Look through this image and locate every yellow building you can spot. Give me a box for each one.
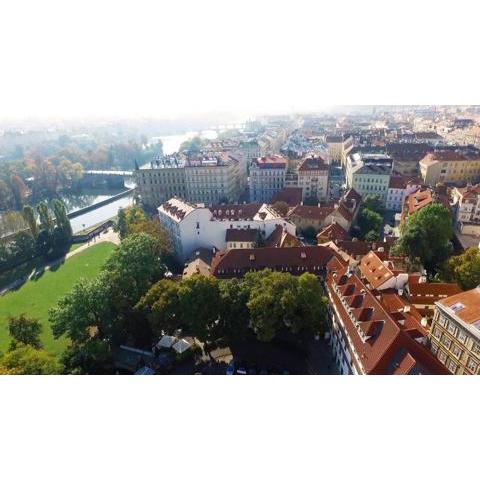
[419,148,480,186]
[429,287,480,375]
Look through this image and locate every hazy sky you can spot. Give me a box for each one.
[1,0,478,119]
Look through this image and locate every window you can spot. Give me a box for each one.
[433,327,442,339]
[467,358,478,373]
[452,345,462,359]
[473,343,480,356]
[431,342,439,355]
[438,350,447,364]
[442,336,452,350]
[457,330,467,344]
[439,315,447,327]
[447,323,457,335]
[448,359,457,374]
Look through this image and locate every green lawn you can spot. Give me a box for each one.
[0,242,116,358]
[68,242,87,253]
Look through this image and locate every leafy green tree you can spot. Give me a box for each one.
[217,279,250,344]
[396,203,453,276]
[364,229,380,241]
[9,231,36,264]
[116,208,128,240]
[362,194,385,215]
[126,217,172,256]
[51,199,72,240]
[358,208,383,239]
[245,270,329,341]
[36,201,54,233]
[0,178,15,210]
[0,344,61,374]
[178,275,220,342]
[302,225,317,241]
[8,314,43,350]
[246,270,297,341]
[289,273,328,334]
[50,273,114,344]
[22,205,39,239]
[441,247,480,290]
[36,228,53,257]
[61,339,112,375]
[9,174,29,208]
[180,136,203,153]
[136,279,182,336]
[103,233,166,310]
[50,232,166,357]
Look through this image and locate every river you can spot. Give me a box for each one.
[1,130,221,236]
[67,129,219,232]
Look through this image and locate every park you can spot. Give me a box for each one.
[0,242,116,357]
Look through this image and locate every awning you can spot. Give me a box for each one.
[172,339,192,354]
[157,335,177,349]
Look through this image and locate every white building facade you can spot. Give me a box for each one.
[158,198,296,260]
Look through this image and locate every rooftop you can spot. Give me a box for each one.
[316,223,350,242]
[159,198,197,221]
[211,245,341,278]
[271,187,303,207]
[209,203,262,221]
[359,251,395,289]
[225,228,258,243]
[298,155,328,172]
[288,205,335,222]
[326,261,448,374]
[264,225,302,248]
[252,155,287,169]
[437,287,480,327]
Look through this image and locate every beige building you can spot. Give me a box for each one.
[429,287,480,375]
[326,134,353,166]
[134,156,187,207]
[184,153,240,204]
[135,153,241,207]
[419,148,480,186]
[297,155,329,202]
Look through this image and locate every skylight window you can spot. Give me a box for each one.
[450,302,465,313]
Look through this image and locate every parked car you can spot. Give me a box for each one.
[236,362,247,375]
[226,361,235,375]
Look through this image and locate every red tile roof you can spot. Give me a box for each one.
[326,261,449,375]
[437,287,480,325]
[225,228,258,243]
[359,251,395,290]
[265,225,302,248]
[211,246,343,279]
[271,188,303,207]
[404,188,433,216]
[252,155,288,169]
[298,155,328,172]
[407,274,461,306]
[316,223,350,242]
[389,175,406,190]
[288,205,335,222]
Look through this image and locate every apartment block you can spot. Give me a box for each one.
[249,155,287,203]
[419,147,480,186]
[429,287,480,374]
[345,153,393,206]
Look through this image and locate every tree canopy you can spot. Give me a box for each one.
[441,247,480,290]
[396,203,453,276]
[8,314,43,350]
[0,344,61,375]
